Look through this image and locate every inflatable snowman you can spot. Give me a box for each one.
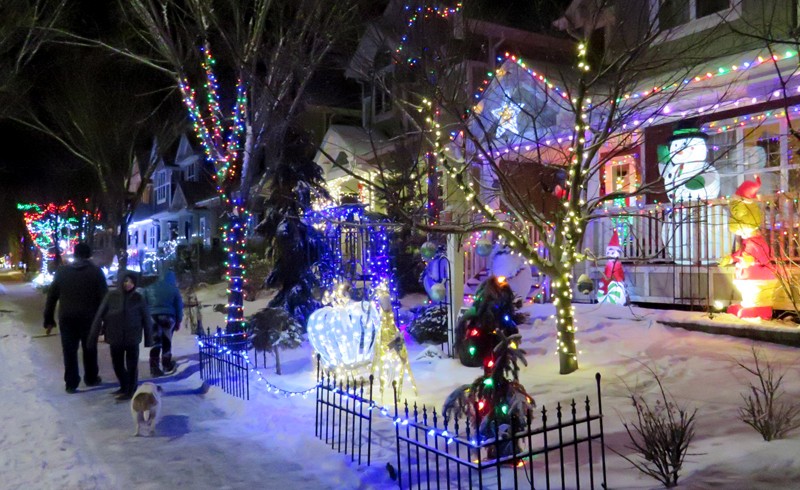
[659,127,721,264]
[597,230,626,304]
[489,247,533,300]
[719,177,778,320]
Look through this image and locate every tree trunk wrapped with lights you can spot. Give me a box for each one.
[179,45,249,332]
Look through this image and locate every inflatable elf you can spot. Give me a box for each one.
[597,230,626,304]
[719,177,778,320]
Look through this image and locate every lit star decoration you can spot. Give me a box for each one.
[178,43,249,331]
[491,100,524,138]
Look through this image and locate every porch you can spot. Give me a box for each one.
[461,192,800,311]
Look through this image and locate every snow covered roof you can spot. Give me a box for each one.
[313,125,390,180]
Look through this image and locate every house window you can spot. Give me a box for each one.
[184,163,197,182]
[659,0,729,29]
[149,224,159,249]
[705,110,800,196]
[372,72,393,117]
[654,0,738,40]
[200,217,208,243]
[155,170,170,204]
[600,151,641,206]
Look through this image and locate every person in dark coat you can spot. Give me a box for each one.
[145,270,183,376]
[89,271,153,400]
[43,242,108,393]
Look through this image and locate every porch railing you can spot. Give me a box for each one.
[462,193,800,289]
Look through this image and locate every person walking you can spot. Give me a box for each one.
[145,270,183,376]
[43,242,108,393]
[89,271,153,400]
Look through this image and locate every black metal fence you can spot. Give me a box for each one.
[198,329,251,400]
[393,373,607,489]
[315,363,375,466]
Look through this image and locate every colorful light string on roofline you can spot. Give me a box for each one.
[395,2,463,66]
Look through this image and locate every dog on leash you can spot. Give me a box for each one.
[131,382,162,436]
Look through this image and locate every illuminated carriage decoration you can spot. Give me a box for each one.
[305,205,401,372]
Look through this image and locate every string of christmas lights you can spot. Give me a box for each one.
[178,43,250,331]
[196,334,474,445]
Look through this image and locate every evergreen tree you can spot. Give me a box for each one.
[454,276,525,367]
[444,330,535,460]
[259,128,328,327]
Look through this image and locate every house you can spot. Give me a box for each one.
[454,0,800,311]
[317,0,800,317]
[127,135,221,274]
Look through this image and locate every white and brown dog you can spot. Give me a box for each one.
[131,382,162,436]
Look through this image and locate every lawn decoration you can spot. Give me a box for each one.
[597,230,626,305]
[719,177,778,320]
[307,282,380,375]
[372,283,416,401]
[420,240,438,260]
[475,238,493,257]
[454,276,524,367]
[577,273,594,295]
[659,125,720,264]
[489,247,533,300]
[422,253,449,303]
[444,331,535,460]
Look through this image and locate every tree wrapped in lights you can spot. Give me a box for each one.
[340,1,745,373]
[17,201,86,276]
[126,0,365,331]
[454,275,525,367]
[444,330,535,460]
[177,43,250,332]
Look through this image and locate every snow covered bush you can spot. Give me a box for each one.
[248,307,304,375]
[618,365,696,488]
[737,347,800,441]
[407,303,448,344]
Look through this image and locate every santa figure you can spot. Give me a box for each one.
[720,177,778,320]
[597,230,626,304]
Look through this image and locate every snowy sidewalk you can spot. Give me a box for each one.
[0,277,388,490]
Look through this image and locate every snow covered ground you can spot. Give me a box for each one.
[2,269,800,489]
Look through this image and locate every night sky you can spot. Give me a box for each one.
[0,0,575,256]
[0,121,96,254]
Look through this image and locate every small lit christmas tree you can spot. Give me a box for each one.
[444,330,535,460]
[454,276,525,367]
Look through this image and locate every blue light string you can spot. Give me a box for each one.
[196,334,471,446]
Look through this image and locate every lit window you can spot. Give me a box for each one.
[601,151,641,206]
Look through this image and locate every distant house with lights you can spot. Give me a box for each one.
[127,135,221,274]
